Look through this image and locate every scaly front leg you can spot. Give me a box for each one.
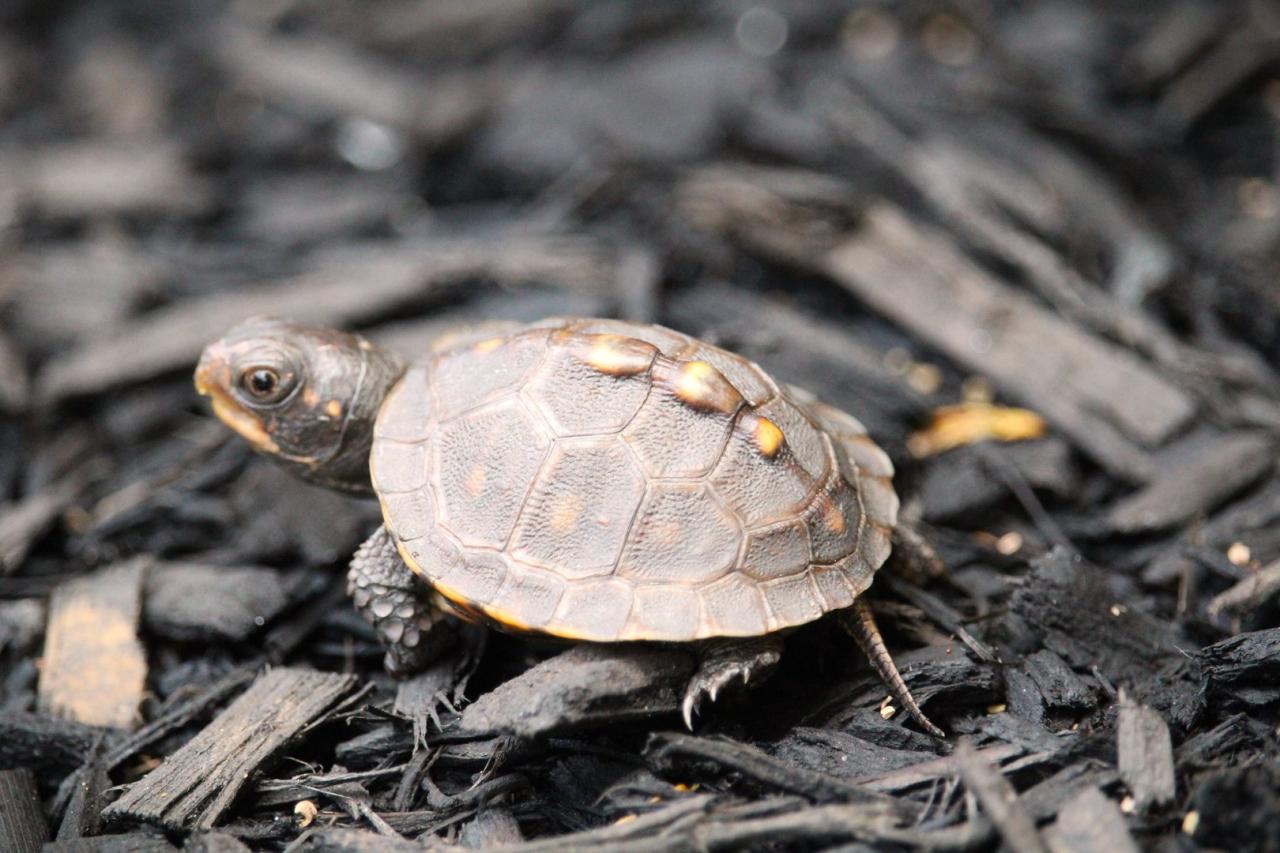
[348,525,455,676]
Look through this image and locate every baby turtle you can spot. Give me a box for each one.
[195,315,943,736]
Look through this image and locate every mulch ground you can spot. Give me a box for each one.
[1,2,1279,851]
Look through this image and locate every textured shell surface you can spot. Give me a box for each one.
[371,317,899,642]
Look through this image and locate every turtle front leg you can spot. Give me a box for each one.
[348,526,455,676]
[681,635,784,729]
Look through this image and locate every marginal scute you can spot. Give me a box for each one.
[834,550,877,599]
[526,335,652,435]
[550,578,633,640]
[375,365,431,443]
[431,548,508,606]
[617,483,741,584]
[435,399,547,549]
[511,437,646,577]
[856,521,893,577]
[811,564,856,610]
[371,440,427,494]
[380,488,434,542]
[626,584,701,639]
[485,566,566,630]
[761,572,825,628]
[858,473,899,528]
[431,330,546,419]
[701,573,770,635]
[840,432,895,480]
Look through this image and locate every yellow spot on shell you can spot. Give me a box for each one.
[473,337,504,354]
[464,465,487,497]
[551,494,584,533]
[584,335,654,376]
[673,360,741,413]
[754,416,784,457]
[303,387,319,407]
[324,399,342,418]
[823,499,846,534]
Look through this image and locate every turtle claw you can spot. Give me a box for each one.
[681,638,782,728]
[681,693,700,731]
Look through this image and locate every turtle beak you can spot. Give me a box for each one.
[194,345,280,453]
[193,354,217,397]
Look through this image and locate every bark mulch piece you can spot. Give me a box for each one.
[101,668,360,831]
[38,559,148,730]
[0,768,48,853]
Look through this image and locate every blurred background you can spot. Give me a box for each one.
[2,1,1280,849]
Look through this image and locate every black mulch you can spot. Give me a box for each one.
[2,1,1279,851]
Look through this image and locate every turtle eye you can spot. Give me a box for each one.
[239,366,291,403]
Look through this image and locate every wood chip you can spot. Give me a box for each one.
[102,667,359,830]
[143,562,290,642]
[1044,786,1139,853]
[3,139,213,220]
[1206,558,1280,617]
[1106,432,1274,532]
[459,644,694,738]
[0,712,108,778]
[0,332,28,412]
[953,739,1050,853]
[823,206,1194,482]
[0,769,48,853]
[1117,689,1176,813]
[215,22,490,144]
[38,559,148,730]
[0,476,86,574]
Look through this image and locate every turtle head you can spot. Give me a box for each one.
[195,316,405,494]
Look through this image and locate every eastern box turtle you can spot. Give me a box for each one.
[195,316,943,736]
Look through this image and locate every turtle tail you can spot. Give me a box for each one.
[840,598,945,738]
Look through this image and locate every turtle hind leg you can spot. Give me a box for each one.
[889,522,947,585]
[839,598,945,738]
[681,635,784,730]
[348,525,454,676]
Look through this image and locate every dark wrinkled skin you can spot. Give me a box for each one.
[194,316,404,493]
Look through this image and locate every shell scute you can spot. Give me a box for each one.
[526,335,653,434]
[434,399,548,549]
[711,415,814,528]
[621,362,739,479]
[741,519,811,581]
[617,483,742,584]
[510,436,646,577]
[431,330,547,419]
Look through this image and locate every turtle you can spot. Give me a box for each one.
[194,315,944,736]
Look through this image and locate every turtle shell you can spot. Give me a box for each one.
[370,317,898,642]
